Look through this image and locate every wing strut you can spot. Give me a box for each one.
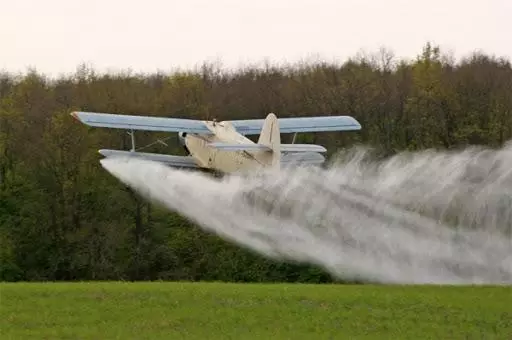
[128,129,135,152]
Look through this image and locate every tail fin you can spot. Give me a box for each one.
[257,113,281,168]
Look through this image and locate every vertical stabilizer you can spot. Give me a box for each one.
[257,113,281,168]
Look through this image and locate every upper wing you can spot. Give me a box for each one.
[229,115,361,135]
[71,111,212,134]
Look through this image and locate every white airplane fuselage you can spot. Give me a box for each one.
[181,120,276,173]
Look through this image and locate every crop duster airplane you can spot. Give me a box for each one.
[71,111,362,173]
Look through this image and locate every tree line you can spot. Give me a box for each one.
[1,43,511,282]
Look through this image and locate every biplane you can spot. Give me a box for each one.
[70,111,362,173]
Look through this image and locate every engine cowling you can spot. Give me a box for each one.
[178,132,187,145]
[177,132,190,154]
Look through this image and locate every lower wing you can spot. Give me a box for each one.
[281,152,325,165]
[98,149,325,168]
[98,149,200,168]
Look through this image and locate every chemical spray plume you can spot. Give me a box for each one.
[100,142,512,284]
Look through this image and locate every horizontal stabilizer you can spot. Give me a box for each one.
[280,144,326,153]
[72,111,212,134]
[207,142,271,151]
[208,142,326,153]
[98,149,199,168]
[230,115,361,135]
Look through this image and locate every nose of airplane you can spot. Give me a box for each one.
[178,132,187,145]
[98,149,110,157]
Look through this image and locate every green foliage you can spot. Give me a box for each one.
[0,43,511,282]
[1,282,511,339]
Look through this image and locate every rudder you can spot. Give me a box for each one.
[257,113,281,168]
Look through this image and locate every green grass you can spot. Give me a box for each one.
[1,282,511,339]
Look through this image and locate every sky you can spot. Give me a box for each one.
[2,0,511,77]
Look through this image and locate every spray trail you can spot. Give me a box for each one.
[100,142,512,284]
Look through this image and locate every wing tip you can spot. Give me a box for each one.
[347,116,362,130]
[70,111,89,124]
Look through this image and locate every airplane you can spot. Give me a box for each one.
[70,111,362,174]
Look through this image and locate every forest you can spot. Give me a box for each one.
[1,43,511,282]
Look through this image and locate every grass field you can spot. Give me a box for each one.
[1,282,511,339]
